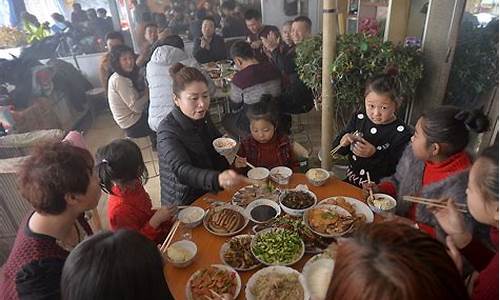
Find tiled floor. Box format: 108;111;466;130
84;108;324;229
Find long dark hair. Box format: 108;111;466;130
420;106;490;156
95;139;148;194
109;45;144;92
61;230;173;300
326;223;469;300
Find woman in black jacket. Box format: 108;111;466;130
157;63;246;205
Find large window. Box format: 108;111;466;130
24;0;64;23
0;0;12;26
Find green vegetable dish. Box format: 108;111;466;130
251;229;304;265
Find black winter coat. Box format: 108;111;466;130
157;107;229;206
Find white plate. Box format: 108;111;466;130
319;196;374;223
186;264;241;300
220;234;260;271
302;254;335;300
245;265;310;300
203;205;249;237
251;228;305;266
231;184;278;207
303;204;354;238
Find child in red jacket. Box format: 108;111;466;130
234;95;294;170
96;139;176;244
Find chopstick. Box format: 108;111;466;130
236;155;256;169
366;171;374;200
160;220;181;253
404;196;467;208
402;196;468;213
330;130;360;157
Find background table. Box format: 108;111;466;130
164;174;378;300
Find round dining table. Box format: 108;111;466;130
164;173;383;300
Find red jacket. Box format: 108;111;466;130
236;133;294;170
108;181;171;244
379;151;471;236
462;227;498;300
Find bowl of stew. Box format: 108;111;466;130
279;190;317;216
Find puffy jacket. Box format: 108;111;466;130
145;45;215;132
157;107;229;206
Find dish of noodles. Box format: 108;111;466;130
245;266;309;300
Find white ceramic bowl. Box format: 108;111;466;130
305;168;330;186
178;206;205;228
279;189;318;216
303;204;354;238
186;264;241;300
367;193;397;215
212;137;237;156
165;240;197;268
247;167;270;182
245;266;310;300
270;166;293;185
244;198;281;224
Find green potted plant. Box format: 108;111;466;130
296;33;423;131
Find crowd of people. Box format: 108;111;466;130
0;1;498;300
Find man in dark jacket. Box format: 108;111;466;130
193;16;227;64
262;16;314;114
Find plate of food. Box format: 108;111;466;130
203;205;249;236
302;253;335;300
231;184;278;207
252;215;330;253
319;196;374;229
279;188;317;216
251;228;305;266
220;234;261;271
245;265;309;300
186;264;241;300
304;204;354;238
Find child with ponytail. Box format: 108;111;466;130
96;139;176;244
368;106;490;238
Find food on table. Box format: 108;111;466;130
303;257;334;300
306;169;329;181
250;205;278;223
250;272;304;300
232;184;278;207
270;167;292;184
247;167;270;181
205;208;245;234
222;235;260;270
178;207;204;224
307;206;354;235
281;191;315;210
321;197;367;229
369;195;396;210
189;266;238;300
167;243;194;263
252;229;303;265
253;215;330;253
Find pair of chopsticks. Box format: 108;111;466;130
402;196;468;213
160;220;181;254
330;130;360;157
203;289;225;300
